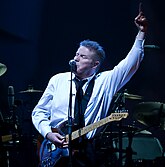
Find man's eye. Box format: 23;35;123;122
81;55;86;58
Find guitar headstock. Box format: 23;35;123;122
110;112;128;121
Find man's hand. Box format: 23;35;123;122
46;132;68;148
135;3;148;33
135;11;148;32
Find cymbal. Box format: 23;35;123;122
0;63;7;76
133;102;165;130
124;93;142;100
19;88;43;93
115;92;142;100
116;124;140;132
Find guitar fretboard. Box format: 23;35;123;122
65;112;128;142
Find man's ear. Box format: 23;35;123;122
93;61;100;69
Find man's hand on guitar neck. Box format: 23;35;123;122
46;132;68;148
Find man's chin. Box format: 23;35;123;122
74;72;83;79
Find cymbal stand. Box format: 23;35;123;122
123;128;135;167
7;104;18;167
113;90;128;167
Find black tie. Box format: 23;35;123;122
74;78;87;128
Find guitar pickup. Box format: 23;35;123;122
47;142;56;152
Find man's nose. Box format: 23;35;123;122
74;55;79;61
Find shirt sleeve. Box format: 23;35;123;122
107;31;145;93
32;77;54;137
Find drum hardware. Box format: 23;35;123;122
99;100;165;166
1;134;19;143
122;127;140;166
102;90;145;166
0;117;20;167
110;126;163;167
0;62;7;76
0;85;40;166
18;85;42;141
1;115;19;143
18;85;43;113
99;125;148;167
111;89;130;167
6;89;19;144
18;85;43;111
133;102;165;130
116;124;140;132
132;101;165;166
111;125;143;167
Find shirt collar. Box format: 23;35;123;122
72;73;96;83
68;72;96;83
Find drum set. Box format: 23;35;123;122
99;92;165;167
0;63;43;167
1;63;165;167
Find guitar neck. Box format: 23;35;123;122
65;112;128;142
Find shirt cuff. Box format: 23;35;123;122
136;31;145;40
41;126;52;138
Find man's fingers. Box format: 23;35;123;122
139;2;142;13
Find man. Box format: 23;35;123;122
32;11;148;167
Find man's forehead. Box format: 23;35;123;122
77;46;95;55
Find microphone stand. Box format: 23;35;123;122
68;66;74;167
10;105;18;143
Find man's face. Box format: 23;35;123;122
73;46;99;79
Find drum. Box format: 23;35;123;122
113;130;163;166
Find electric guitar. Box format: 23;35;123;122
38;112;128;167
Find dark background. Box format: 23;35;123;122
0;0;165;166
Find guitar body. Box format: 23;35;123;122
39;138;69;167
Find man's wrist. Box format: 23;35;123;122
136;31;145;40
46;132;52;139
